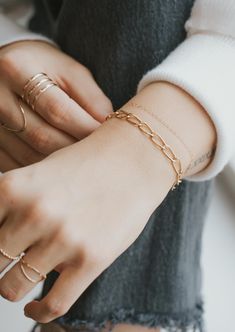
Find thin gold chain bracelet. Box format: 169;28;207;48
105;109;183;190
127;101;194;173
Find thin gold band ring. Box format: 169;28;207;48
20;258;47;284
0;98;27;133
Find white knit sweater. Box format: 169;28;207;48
0;0;234;182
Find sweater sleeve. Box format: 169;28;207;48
137;0;235;182
0;2;54;49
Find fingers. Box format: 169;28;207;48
0;148;20;172
0;128;43;166
0;203;70;302
24;263;98;323
16;100;77;154
0;45;111;140
61;62;113;123
6;69;101;139
0;212;42;273
0;235;64;302
0;90;76;155
31;84;101;139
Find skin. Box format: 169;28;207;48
0;41;113;170
0;41;216;331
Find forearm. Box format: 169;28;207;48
65;80;215;207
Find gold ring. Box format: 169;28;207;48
21;72;46;100
31;82;57;110
0;248;23;261
0;98;27;133
20;258;47;284
22;72;58;111
26;77;51;104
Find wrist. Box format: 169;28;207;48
127;82;217;178
43;118;172;213
98;112;176;195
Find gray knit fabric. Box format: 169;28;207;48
30;1;213;331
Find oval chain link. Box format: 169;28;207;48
106;109;183;190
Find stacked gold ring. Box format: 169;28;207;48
1;72;57;134
22;72;58;111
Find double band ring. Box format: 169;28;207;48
0;248;23;261
0;247;46;284
22;72;58;111
20;258;47;284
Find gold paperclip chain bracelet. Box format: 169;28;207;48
105;109;183;190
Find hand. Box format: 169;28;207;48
0;116;174;323
0;41;113;172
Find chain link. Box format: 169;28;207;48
106;110;183;190
128;102;194;173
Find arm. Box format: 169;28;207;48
0;2;112;172
0;0;232;325
137;0;235;181
123;81;216;183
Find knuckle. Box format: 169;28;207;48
0;51;21;79
53;226;74;250
87;247;107;266
29;127;51;154
44;299;67;317
84;241;113;268
24;200;48;227
45;97;69;127
24;199;61;231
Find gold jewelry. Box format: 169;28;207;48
26;77;52;104
0;248;23;261
127;102;194;172
31;82;57;110
20;258;46;284
105;109;183;190
0;98;27;133
22;72;57;111
21;72;46;100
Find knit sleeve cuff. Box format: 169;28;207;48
137;33;235;182
0;13;55;49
